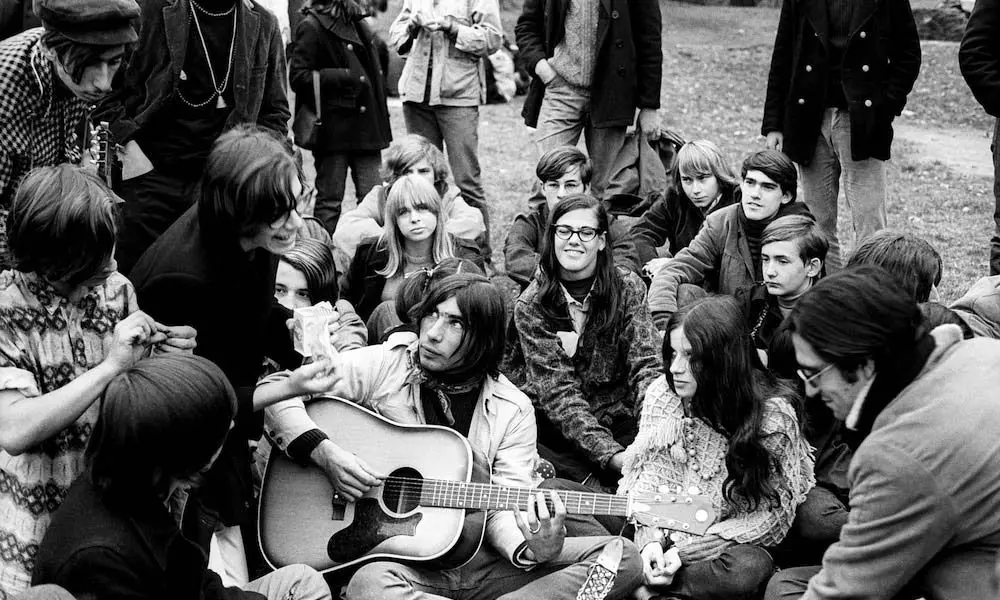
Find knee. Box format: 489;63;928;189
793;488;849;543
345;562;405;600
276;564;331;600
713;546;775;599
763;566;815;600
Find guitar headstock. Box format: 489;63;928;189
628;486;716;536
88;121;114;187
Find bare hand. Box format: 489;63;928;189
152;324;197;355
119;140;154;181
312;440;386;502
765;131;784;152
606;451;626;475
643;257;672;279
286;359;339;396
534;59;558;85
104;311;164;371
514;491;566;563
640;542;682;587
637;108;662;139
675;534;734;563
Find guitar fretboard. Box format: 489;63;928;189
383;476;630;515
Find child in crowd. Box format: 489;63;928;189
0;165;194;597
648;150;812;329
289;0;391;233
623;296;814;600
33;354;331;600
332;135;486;273
504;194;661;489
341;174;484;338
504;146;640;289
631;140;740;277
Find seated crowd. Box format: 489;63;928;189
7;0;1000;599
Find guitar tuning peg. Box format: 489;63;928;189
695;509;709;523
687;486;701;496
676;485;685;494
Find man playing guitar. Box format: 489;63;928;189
257;272;644;600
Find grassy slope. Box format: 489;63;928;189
365;1;994;302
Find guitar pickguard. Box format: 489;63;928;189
327;498;423;562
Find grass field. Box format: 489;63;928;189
356;1;995;302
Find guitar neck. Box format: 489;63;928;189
410;478;630;517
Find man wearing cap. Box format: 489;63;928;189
0;0;138;272
95;0;291;275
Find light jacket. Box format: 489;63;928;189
388;0;502;106
950;275;1000;339
647;202;813;329
331;183;486;274
261;333;538;565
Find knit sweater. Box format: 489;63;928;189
620;375;815;552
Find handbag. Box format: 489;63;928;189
293;71;322;150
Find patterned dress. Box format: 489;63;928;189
0;271;137;598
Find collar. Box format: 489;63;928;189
844;375;876;431
15;271;90;314
402;337;518;415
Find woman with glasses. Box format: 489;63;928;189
129;125;340;585
620;295;814;600
341;173;484;340
504;194;661;490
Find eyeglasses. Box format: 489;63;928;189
796;362;836;386
542;180;584;194
553;225;603;242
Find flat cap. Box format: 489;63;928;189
35;0;140;46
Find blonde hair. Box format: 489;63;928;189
377;174;454;277
674;140;740;191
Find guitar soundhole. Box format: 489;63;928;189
382;467;422;514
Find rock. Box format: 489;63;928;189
913;0;970;42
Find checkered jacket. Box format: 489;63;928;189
0;28;89;268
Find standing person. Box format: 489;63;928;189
761;0;921;270
765;265;1000;600
32;354;332;600
289;0;391;234
622;296;814;600
631;140;741;277
128;126;331;586
387;0;501;240
960;1;1000;275
0;0;139;270
504;194;661;490
0;165;194;598
96;0;290;275
257;272;644;600
515;0;663;200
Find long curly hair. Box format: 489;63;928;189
664;296;801;512
536;194;623;335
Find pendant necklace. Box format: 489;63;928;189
177;0;237;109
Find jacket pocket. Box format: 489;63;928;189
440;47;480;101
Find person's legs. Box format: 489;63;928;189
770;486;849;568
534;81;588;156
345;560;454;600
313;152;349;233
243;564;333;600
991;118;1000;276
830;108;887;257
798;108;842;271
437;106;486;212
115;169;199;275
350;150;383;207
584;121;628;202
208;525;250;587
763;565;819;600
662;544;774;600
462;537;642;600
403;101;444;149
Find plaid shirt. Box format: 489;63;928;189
0;28;89;269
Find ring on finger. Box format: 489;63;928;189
528;522;541;535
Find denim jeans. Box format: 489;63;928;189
312;150;382;233
798;107;888;271
243;564;332;600
344;536;642;600
763;565;926;600
769;486;849;569
990;118;1000;275
534;78;627;202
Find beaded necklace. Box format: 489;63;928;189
177;0;237;110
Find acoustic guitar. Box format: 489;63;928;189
258;397;716;574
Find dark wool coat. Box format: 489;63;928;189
761;0;921;164
960;0;1000;117
289;9;391;152
515;0;662;128
630;182;739;265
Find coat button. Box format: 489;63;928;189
347;43;355;51
617;66;625;75
611;9;619;18
798;98;805;104
359;75;366;82
805;64;812;72
360;105;367;113
864;99;872;107
615;39;623;48
861;64;869;72
859;31;866;39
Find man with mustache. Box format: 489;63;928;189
0;0;139;270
